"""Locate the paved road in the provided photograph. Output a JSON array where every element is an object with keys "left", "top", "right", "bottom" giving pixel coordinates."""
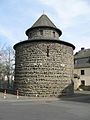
[
  {"left": 0, "top": 100, "right": 90, "bottom": 120},
  {"left": 0, "top": 91, "right": 90, "bottom": 120}
]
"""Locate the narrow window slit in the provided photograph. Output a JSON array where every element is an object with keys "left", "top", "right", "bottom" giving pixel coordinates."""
[
  {"left": 47, "top": 46, "right": 49, "bottom": 57},
  {"left": 53, "top": 31, "right": 55, "bottom": 38}
]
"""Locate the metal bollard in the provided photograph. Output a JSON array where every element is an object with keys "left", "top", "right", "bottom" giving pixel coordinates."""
[
  {"left": 4, "top": 90, "right": 7, "bottom": 99},
  {"left": 16, "top": 90, "right": 19, "bottom": 99}
]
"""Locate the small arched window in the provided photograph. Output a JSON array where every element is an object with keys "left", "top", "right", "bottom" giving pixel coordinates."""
[
  {"left": 40, "top": 30, "right": 43, "bottom": 36},
  {"left": 87, "top": 57, "right": 90, "bottom": 63}
]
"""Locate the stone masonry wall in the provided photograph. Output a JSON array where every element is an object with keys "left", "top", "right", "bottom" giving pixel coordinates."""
[
  {"left": 28, "top": 28, "right": 59, "bottom": 40},
  {"left": 14, "top": 41, "right": 74, "bottom": 97}
]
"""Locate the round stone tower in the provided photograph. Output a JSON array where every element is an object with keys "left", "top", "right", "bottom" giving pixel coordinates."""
[{"left": 14, "top": 14, "right": 75, "bottom": 97}]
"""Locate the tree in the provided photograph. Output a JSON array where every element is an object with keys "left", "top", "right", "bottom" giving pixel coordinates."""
[{"left": 0, "top": 46, "right": 15, "bottom": 89}]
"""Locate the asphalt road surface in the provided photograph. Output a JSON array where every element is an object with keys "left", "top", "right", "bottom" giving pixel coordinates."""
[{"left": 0, "top": 100, "right": 90, "bottom": 120}]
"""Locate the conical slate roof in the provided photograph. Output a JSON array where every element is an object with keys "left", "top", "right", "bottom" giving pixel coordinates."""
[
  {"left": 31, "top": 14, "right": 57, "bottom": 28},
  {"left": 26, "top": 14, "right": 62, "bottom": 36}
]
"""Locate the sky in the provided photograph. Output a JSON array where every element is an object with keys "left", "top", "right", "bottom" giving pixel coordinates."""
[{"left": 0, "top": 0, "right": 90, "bottom": 52}]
